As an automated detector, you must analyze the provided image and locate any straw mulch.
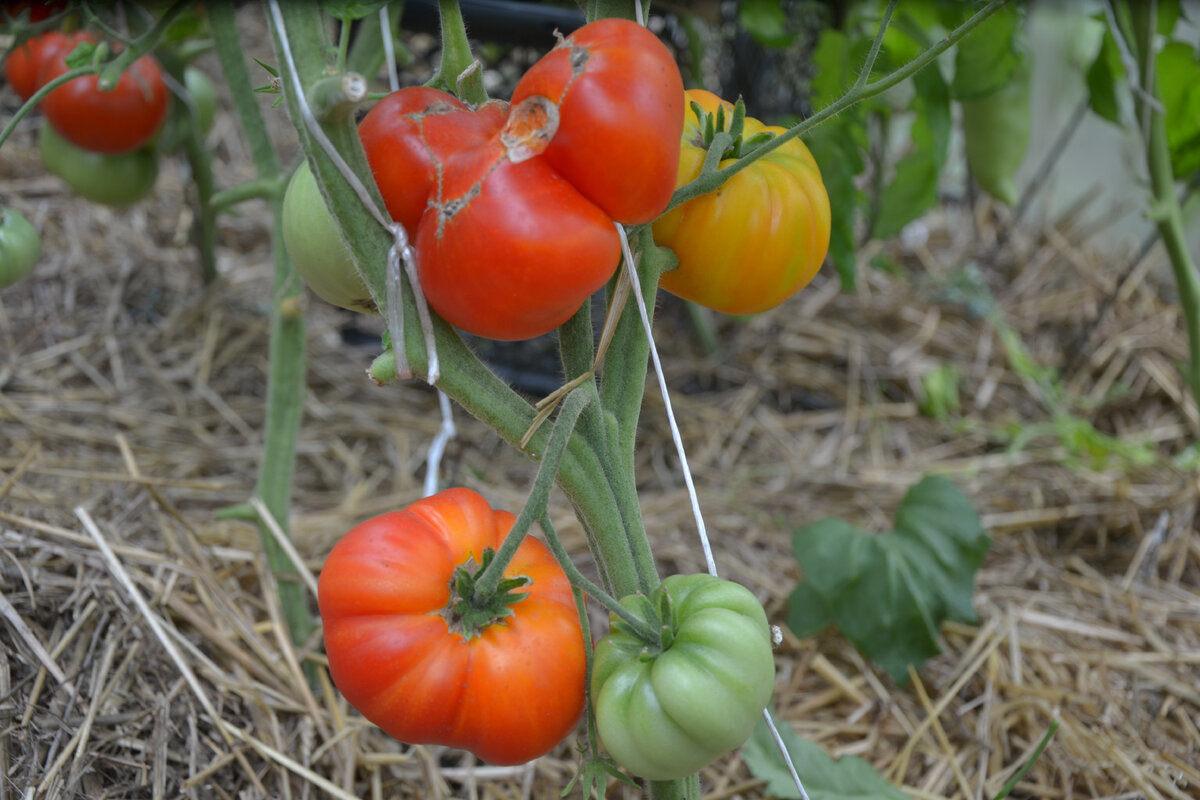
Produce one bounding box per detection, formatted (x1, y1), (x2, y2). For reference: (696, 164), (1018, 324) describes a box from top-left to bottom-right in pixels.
(3, 31), (1200, 800)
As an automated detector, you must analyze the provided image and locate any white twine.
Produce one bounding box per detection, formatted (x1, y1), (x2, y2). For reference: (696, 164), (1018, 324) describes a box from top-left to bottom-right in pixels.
(614, 224), (717, 577)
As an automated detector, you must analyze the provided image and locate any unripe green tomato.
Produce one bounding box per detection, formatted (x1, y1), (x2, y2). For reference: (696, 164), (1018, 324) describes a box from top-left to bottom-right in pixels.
(185, 67), (217, 134)
(281, 160), (376, 313)
(156, 67), (218, 153)
(0, 208), (41, 290)
(591, 574), (777, 780)
(38, 124), (158, 206)
(961, 60), (1031, 206)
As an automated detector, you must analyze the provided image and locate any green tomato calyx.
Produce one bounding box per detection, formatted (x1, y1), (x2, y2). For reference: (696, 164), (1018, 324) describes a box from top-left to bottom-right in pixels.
(447, 548), (531, 639)
(691, 97), (775, 162)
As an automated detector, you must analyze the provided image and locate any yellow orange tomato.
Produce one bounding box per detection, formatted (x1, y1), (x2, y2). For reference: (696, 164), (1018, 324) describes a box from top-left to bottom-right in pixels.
(653, 89), (831, 315)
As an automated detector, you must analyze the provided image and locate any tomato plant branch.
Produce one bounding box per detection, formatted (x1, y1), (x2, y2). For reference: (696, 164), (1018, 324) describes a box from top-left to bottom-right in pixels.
(211, 0), (315, 660)
(473, 389), (590, 599)
(1128, 1), (1200, 415)
(94, 0), (189, 91)
(853, 0), (898, 91)
(664, 0), (1008, 213)
(210, 177), (286, 212)
(428, 0), (486, 106)
(538, 513), (660, 657)
(0, 66), (93, 151)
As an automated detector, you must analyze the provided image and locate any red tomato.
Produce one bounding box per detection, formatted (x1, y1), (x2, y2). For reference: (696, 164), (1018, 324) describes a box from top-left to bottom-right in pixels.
(416, 130), (620, 341)
(509, 18), (684, 224)
(318, 488), (587, 765)
(3, 30), (79, 101)
(359, 86), (507, 237)
(39, 44), (169, 154)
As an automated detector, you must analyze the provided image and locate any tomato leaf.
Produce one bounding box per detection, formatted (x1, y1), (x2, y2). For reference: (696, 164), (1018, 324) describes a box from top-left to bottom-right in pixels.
(1085, 29), (1124, 125)
(806, 126), (862, 291)
(950, 3), (1023, 100)
(1156, 41), (1200, 177)
(787, 475), (989, 683)
(742, 711), (910, 800)
(871, 62), (950, 240)
(321, 0), (389, 21)
(737, 0), (797, 49)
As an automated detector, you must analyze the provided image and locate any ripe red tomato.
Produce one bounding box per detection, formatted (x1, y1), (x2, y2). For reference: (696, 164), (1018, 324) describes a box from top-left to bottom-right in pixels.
(359, 86), (507, 237)
(39, 43), (169, 154)
(416, 131), (620, 341)
(318, 488), (587, 765)
(3, 30), (79, 101)
(509, 18), (684, 224)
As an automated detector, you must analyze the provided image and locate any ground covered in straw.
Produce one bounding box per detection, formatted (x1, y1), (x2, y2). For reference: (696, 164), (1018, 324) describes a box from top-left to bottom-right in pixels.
(4, 29), (1200, 800)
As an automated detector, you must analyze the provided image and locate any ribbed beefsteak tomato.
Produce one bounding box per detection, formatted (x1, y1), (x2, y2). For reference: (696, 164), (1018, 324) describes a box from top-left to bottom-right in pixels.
(317, 488), (587, 765)
(653, 90), (831, 315)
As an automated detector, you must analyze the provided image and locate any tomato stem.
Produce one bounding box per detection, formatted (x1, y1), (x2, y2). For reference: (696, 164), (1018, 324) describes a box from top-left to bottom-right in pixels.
(538, 513), (659, 647)
(428, 0), (487, 106)
(212, 1), (316, 675)
(472, 389), (591, 600)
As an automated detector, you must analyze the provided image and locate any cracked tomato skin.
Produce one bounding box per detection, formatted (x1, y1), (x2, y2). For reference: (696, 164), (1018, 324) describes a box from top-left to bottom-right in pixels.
(39, 43), (169, 154)
(317, 488), (587, 766)
(415, 131), (620, 341)
(509, 18), (684, 224)
(652, 89), (831, 315)
(359, 86), (508, 237)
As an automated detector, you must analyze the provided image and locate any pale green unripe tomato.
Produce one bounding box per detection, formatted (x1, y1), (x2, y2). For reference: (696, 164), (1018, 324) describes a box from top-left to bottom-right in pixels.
(281, 160), (376, 313)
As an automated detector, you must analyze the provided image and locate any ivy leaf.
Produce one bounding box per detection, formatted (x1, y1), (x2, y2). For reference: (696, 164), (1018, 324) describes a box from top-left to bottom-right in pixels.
(742, 711), (910, 799)
(1156, 41), (1200, 177)
(951, 3), (1023, 100)
(788, 475), (990, 683)
(872, 62), (950, 240)
(738, 0), (796, 49)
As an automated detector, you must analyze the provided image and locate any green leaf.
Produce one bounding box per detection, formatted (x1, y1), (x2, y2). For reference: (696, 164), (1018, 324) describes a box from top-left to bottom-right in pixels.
(1156, 41), (1200, 177)
(951, 3), (1023, 99)
(321, 0), (390, 21)
(807, 125), (863, 291)
(812, 29), (852, 111)
(872, 62), (951, 240)
(918, 363), (961, 420)
(1086, 30), (1124, 125)
(64, 41), (99, 69)
(742, 711), (910, 800)
(787, 475), (990, 682)
(738, 0), (797, 49)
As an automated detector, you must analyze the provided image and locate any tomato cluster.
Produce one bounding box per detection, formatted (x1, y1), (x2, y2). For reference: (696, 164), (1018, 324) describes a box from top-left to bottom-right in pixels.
(356, 18), (684, 341)
(3, 24), (213, 206)
(318, 488), (587, 765)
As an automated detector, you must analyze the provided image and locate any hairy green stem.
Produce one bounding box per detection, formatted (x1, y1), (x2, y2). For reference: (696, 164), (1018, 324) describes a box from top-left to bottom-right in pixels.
(95, 0), (189, 90)
(473, 390), (590, 598)
(1128, 2), (1200, 415)
(211, 1), (314, 656)
(0, 66), (93, 150)
(539, 513), (658, 645)
(210, 177), (285, 212)
(429, 0), (485, 105)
